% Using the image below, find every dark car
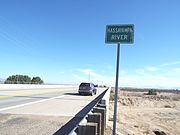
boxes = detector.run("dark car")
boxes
[78,82,97,96]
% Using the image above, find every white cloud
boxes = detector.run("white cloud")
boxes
[146,66,158,71]
[174,68,180,73]
[120,73,180,89]
[120,70,127,75]
[64,64,180,89]
[160,61,180,67]
[117,63,180,88]
[135,69,145,74]
[59,71,65,74]
[78,69,104,79]
[72,74,87,83]
[75,68,114,86]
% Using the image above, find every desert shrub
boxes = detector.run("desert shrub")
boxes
[109,89,120,101]
[164,105,172,108]
[147,89,157,95]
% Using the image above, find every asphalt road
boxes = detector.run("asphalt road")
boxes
[0,87,106,135]
[0,87,78,110]
[0,87,105,115]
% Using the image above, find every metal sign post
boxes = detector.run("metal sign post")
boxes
[112,43,120,135]
[105,24,134,135]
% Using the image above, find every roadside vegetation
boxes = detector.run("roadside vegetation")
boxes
[4,75,44,84]
[147,89,157,95]
[106,87,180,135]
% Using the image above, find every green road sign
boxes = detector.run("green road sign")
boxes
[105,24,134,44]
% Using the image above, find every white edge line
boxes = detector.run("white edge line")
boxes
[0,95,66,112]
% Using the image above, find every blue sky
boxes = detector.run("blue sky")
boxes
[0,0,180,88]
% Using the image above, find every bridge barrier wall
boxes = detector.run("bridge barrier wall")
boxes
[53,87,111,135]
[77,87,111,135]
[100,87,111,128]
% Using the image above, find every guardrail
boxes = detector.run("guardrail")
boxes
[53,87,111,135]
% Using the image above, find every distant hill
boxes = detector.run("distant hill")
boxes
[0,78,5,84]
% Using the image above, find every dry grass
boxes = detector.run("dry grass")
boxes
[105,88,180,135]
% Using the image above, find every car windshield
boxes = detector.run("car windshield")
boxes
[80,83,90,87]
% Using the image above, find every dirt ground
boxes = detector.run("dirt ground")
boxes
[106,89,180,135]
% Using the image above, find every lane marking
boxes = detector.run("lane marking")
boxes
[0,89,71,97]
[0,95,66,112]
[0,89,76,100]
[0,96,10,100]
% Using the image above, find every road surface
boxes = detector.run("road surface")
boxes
[0,86,78,111]
[0,86,106,135]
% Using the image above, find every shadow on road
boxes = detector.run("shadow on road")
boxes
[64,93,81,96]
[13,95,51,99]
